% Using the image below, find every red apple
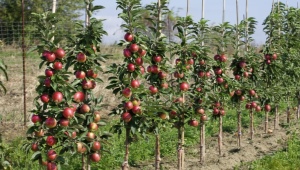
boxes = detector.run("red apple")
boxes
[139,66,145,74]
[44,77,51,87]
[135,57,143,66]
[151,65,159,74]
[122,88,132,98]
[44,52,56,62]
[129,44,139,53]
[124,101,133,110]
[80,104,90,114]
[239,96,245,101]
[47,149,57,161]
[206,72,211,77]
[175,58,181,65]
[59,118,69,127]
[219,109,226,116]
[123,48,132,58]
[124,32,134,42]
[216,77,224,84]
[245,103,251,110]
[266,59,271,64]
[40,94,50,103]
[90,153,101,162]
[265,104,271,112]
[86,70,97,78]
[214,54,220,61]
[138,48,147,57]
[153,55,162,63]
[161,82,168,89]
[158,71,167,79]
[201,115,208,121]
[77,53,87,63]
[243,72,249,78]
[235,90,242,96]
[147,66,152,73]
[127,63,135,72]
[77,142,87,153]
[52,91,63,103]
[251,102,257,108]
[265,54,271,60]
[170,110,177,118]
[213,108,219,115]
[75,71,86,79]
[198,71,205,78]
[54,48,65,59]
[199,59,205,65]
[174,71,184,78]
[179,82,189,91]
[31,143,39,151]
[186,58,194,65]
[149,85,158,95]
[220,54,227,62]
[92,141,101,151]
[249,89,256,96]
[239,61,246,68]
[196,108,205,115]
[89,122,98,131]
[130,79,140,88]
[45,117,57,128]
[214,67,222,75]
[93,111,101,122]
[272,53,277,60]
[189,119,199,127]
[31,115,41,124]
[132,105,142,114]
[46,136,57,146]
[45,69,54,77]
[82,79,93,90]
[73,91,85,103]
[214,102,221,108]
[86,132,95,142]
[47,162,57,170]
[255,105,262,112]
[235,74,241,80]
[122,112,132,122]
[34,129,44,137]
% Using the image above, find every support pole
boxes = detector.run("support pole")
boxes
[21,0,27,127]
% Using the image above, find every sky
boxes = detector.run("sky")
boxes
[93,0,299,45]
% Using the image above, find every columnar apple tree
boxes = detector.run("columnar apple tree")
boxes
[25,1,111,169]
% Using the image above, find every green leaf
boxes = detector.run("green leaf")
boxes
[31,151,41,161]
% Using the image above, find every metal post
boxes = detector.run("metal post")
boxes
[21,0,27,127]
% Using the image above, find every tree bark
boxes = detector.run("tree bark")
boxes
[237,105,241,148]
[82,154,86,170]
[122,127,130,170]
[177,115,185,170]
[200,120,205,164]
[250,109,254,140]
[265,111,269,133]
[218,116,223,155]
[155,135,161,170]
[274,104,279,130]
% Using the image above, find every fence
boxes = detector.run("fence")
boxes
[0,21,77,48]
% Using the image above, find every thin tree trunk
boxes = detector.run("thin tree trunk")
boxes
[177,117,185,170]
[297,99,300,119]
[218,116,223,155]
[287,104,290,124]
[274,104,278,130]
[155,135,161,170]
[250,109,254,140]
[237,105,241,148]
[122,127,130,170]
[265,111,269,133]
[87,155,91,170]
[200,120,205,164]
[82,154,86,170]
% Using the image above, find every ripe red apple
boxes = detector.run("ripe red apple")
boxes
[151,65,159,74]
[59,118,69,127]
[124,101,133,110]
[52,61,62,70]
[130,79,140,88]
[129,44,139,53]
[31,143,39,151]
[90,153,101,162]
[139,66,145,74]
[214,67,222,75]
[214,102,221,108]
[245,103,251,110]
[239,95,245,101]
[235,74,241,80]
[249,89,256,96]
[77,142,87,153]
[132,105,142,114]
[31,115,41,124]
[153,55,162,63]
[40,93,50,103]
[265,54,271,60]
[138,48,147,57]
[135,57,143,66]
[73,91,85,103]
[86,132,96,142]
[122,88,132,98]
[199,59,205,65]
[127,63,135,72]
[82,79,93,90]
[47,162,57,170]
[255,105,262,112]
[77,53,87,63]
[122,112,132,122]
[92,141,101,151]
[46,136,57,146]
[220,54,227,62]
[213,108,219,115]
[44,52,56,62]
[149,85,158,95]
[196,108,205,115]
[205,72,211,77]
[251,102,257,108]
[219,109,226,116]
[235,90,242,96]
[174,97,184,103]
[45,69,54,77]
[239,61,246,68]
[158,71,167,79]
[65,131,77,139]
[52,91,63,103]
[54,48,65,59]
[93,111,101,122]
[196,87,202,92]
[124,32,134,42]
[186,58,194,65]
[34,129,44,137]
[265,104,271,112]
[216,77,224,84]
[123,48,132,58]
[272,53,277,60]
[80,104,90,114]
[45,117,57,128]
[214,54,220,61]
[170,110,177,118]
[89,122,98,131]
[147,66,152,73]
[47,149,57,161]
[201,115,208,121]
[161,82,168,89]
[179,82,189,91]
[91,80,96,89]
[132,99,140,106]
[189,119,199,127]
[198,71,205,78]
[44,77,51,87]
[75,70,86,79]
[243,72,249,78]
[266,59,271,64]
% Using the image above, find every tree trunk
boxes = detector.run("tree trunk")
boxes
[87,155,91,170]
[274,104,279,130]
[177,116,185,170]
[237,105,241,148]
[250,109,254,140]
[218,116,223,155]
[82,154,86,170]
[265,111,269,133]
[287,104,290,124]
[155,135,161,170]
[122,127,130,170]
[297,99,300,120]
[200,121,205,164]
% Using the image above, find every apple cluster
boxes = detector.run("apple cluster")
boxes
[264,53,278,65]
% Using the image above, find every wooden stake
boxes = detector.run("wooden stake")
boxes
[265,111,269,133]
[155,135,161,170]
[122,127,130,170]
[250,109,254,140]
[218,116,223,155]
